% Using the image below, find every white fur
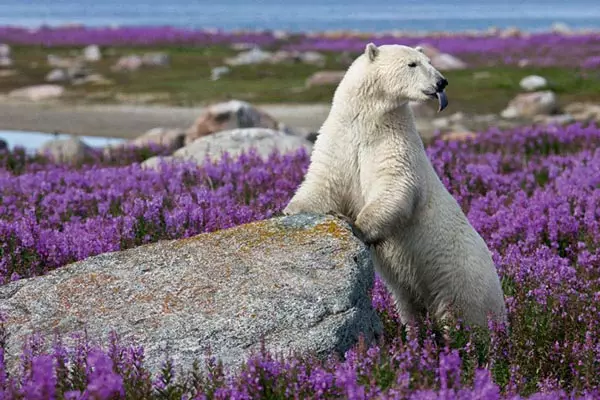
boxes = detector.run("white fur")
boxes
[283,44,507,327]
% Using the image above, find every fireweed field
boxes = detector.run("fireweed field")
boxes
[1,26,600,69]
[2,122,600,399]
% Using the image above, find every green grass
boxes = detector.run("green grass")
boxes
[2,44,600,113]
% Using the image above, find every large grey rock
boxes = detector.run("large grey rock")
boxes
[37,136,93,163]
[0,213,381,375]
[144,127,313,168]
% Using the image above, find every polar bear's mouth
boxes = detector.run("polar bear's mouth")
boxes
[423,90,448,112]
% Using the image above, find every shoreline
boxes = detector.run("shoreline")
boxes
[0,99,331,140]
[1,24,599,43]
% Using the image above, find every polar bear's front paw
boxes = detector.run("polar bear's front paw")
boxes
[326,211,375,245]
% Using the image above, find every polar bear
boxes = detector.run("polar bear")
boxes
[283,43,507,328]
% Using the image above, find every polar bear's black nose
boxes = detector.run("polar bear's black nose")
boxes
[436,78,448,91]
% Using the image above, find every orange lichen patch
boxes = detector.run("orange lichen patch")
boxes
[311,219,353,240]
[61,272,118,290]
[162,292,184,314]
[172,216,354,250]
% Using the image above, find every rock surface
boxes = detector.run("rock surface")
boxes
[415,44,467,70]
[142,52,170,67]
[37,136,93,163]
[112,55,143,72]
[519,75,548,91]
[83,45,102,62]
[306,70,346,87]
[144,127,313,168]
[225,48,325,66]
[132,127,186,149]
[501,91,559,119]
[0,43,9,58]
[0,43,11,67]
[564,102,600,122]
[8,84,66,101]
[0,213,382,374]
[185,100,287,145]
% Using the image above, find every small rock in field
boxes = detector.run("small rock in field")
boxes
[533,114,575,125]
[45,68,69,82]
[211,66,230,81]
[111,55,143,72]
[415,44,467,70]
[0,137,7,151]
[144,127,313,168]
[501,91,558,119]
[520,75,548,91]
[500,27,521,38]
[299,51,326,66]
[185,99,286,145]
[131,127,186,149]
[0,43,10,58]
[72,73,114,86]
[552,22,571,34]
[0,69,16,78]
[47,54,78,68]
[37,137,93,163]
[564,102,600,121]
[430,53,467,70]
[142,52,170,67]
[225,47,273,66]
[8,84,65,101]
[0,57,12,67]
[273,30,290,40]
[305,70,346,87]
[83,45,102,62]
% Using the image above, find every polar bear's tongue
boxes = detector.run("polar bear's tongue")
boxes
[436,90,448,112]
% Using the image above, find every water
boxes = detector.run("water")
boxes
[0,130,125,152]
[0,0,599,33]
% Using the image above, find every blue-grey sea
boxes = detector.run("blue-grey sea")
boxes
[0,0,599,33]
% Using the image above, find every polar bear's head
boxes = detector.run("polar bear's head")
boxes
[354,43,449,112]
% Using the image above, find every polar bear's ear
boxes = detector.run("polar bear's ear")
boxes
[415,46,424,53]
[365,42,379,61]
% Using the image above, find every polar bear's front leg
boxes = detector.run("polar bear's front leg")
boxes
[283,174,339,216]
[354,179,418,245]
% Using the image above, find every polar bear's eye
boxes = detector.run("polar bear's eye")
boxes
[408,62,418,68]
